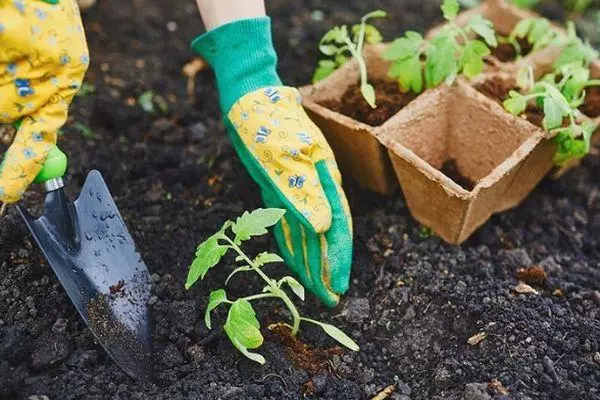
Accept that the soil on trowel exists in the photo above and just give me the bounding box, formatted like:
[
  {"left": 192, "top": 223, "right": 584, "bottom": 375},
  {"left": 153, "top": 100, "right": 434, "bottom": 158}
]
[
  {"left": 580, "top": 86, "right": 600, "bottom": 118},
  {"left": 490, "top": 38, "right": 533, "bottom": 63},
  {"left": 320, "top": 79, "right": 417, "bottom": 126},
  {"left": 440, "top": 159, "right": 476, "bottom": 191}
]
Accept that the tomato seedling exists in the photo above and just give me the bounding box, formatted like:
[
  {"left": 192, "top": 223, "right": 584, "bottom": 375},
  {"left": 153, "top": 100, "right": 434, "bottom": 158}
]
[
  {"left": 186, "top": 208, "right": 359, "bottom": 365},
  {"left": 504, "top": 66, "right": 598, "bottom": 165},
  {"left": 313, "top": 10, "right": 387, "bottom": 108},
  {"left": 383, "top": 0, "right": 497, "bottom": 94}
]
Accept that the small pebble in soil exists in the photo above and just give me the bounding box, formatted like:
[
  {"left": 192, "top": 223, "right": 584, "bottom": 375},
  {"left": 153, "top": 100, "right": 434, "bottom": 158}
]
[
  {"left": 497, "top": 248, "right": 532, "bottom": 269},
  {"left": 463, "top": 382, "right": 492, "bottom": 400}
]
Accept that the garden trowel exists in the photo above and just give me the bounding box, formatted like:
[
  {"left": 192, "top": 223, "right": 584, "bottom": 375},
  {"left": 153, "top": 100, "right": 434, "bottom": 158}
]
[{"left": 17, "top": 146, "right": 153, "bottom": 380}]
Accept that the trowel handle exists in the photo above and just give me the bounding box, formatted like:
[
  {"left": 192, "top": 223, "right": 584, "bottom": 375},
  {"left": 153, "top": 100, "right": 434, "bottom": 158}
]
[{"left": 34, "top": 145, "right": 68, "bottom": 185}]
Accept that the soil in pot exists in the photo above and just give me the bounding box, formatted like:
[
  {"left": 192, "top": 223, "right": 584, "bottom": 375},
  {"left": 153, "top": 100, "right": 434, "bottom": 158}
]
[
  {"left": 580, "top": 86, "right": 600, "bottom": 118},
  {"left": 440, "top": 159, "right": 476, "bottom": 191},
  {"left": 320, "top": 79, "right": 417, "bottom": 126},
  {"left": 474, "top": 77, "right": 546, "bottom": 128},
  {"left": 489, "top": 38, "right": 533, "bottom": 63}
]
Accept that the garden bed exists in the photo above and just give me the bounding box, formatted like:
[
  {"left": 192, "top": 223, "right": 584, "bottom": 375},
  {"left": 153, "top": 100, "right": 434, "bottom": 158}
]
[{"left": 1, "top": 0, "right": 600, "bottom": 399}]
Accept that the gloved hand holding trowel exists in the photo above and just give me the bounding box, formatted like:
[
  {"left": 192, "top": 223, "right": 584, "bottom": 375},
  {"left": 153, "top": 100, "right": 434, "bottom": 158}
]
[{"left": 0, "top": 0, "right": 89, "bottom": 209}]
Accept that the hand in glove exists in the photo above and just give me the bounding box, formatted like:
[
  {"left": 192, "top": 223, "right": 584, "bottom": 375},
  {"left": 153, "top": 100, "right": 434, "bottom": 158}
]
[
  {"left": 192, "top": 17, "right": 353, "bottom": 307},
  {"left": 0, "top": 0, "right": 89, "bottom": 205}
]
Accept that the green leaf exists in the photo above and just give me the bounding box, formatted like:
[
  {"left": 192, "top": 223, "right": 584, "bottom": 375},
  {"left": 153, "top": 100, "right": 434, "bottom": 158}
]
[
  {"left": 389, "top": 55, "right": 423, "bottom": 93},
  {"left": 352, "top": 24, "right": 383, "bottom": 44},
  {"left": 319, "top": 43, "right": 342, "bottom": 56},
  {"left": 204, "top": 289, "right": 229, "bottom": 329},
  {"left": 468, "top": 15, "right": 497, "bottom": 47},
  {"left": 511, "top": 18, "right": 534, "bottom": 40},
  {"left": 361, "top": 83, "right": 377, "bottom": 108},
  {"left": 224, "top": 299, "right": 265, "bottom": 364},
  {"left": 459, "top": 40, "right": 491, "bottom": 79},
  {"left": 75, "top": 82, "right": 96, "bottom": 98},
  {"left": 441, "top": 0, "right": 460, "bottom": 21},
  {"left": 313, "top": 60, "right": 337, "bottom": 83},
  {"left": 311, "top": 320, "right": 360, "bottom": 351},
  {"left": 382, "top": 32, "right": 423, "bottom": 61},
  {"left": 232, "top": 208, "right": 286, "bottom": 244},
  {"left": 516, "top": 66, "right": 534, "bottom": 90},
  {"left": 138, "top": 90, "right": 156, "bottom": 114},
  {"left": 72, "top": 122, "right": 95, "bottom": 139},
  {"left": 528, "top": 18, "right": 551, "bottom": 46},
  {"left": 186, "top": 221, "right": 232, "bottom": 289},
  {"left": 511, "top": 0, "right": 540, "bottom": 8},
  {"left": 503, "top": 90, "right": 528, "bottom": 115},
  {"left": 543, "top": 97, "right": 564, "bottom": 130},
  {"left": 425, "top": 35, "right": 458, "bottom": 88},
  {"left": 254, "top": 252, "right": 284, "bottom": 267},
  {"left": 278, "top": 276, "right": 305, "bottom": 300},
  {"left": 320, "top": 26, "right": 349, "bottom": 46}
]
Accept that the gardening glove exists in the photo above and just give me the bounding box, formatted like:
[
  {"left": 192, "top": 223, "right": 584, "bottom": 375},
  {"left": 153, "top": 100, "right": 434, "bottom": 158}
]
[
  {"left": 192, "top": 17, "right": 353, "bottom": 307},
  {"left": 0, "top": 0, "right": 89, "bottom": 204}
]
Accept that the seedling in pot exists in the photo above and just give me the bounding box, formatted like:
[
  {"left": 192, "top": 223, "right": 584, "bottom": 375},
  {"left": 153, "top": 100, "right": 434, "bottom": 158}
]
[
  {"left": 540, "top": 61, "right": 600, "bottom": 108},
  {"left": 503, "top": 66, "right": 598, "bottom": 165},
  {"left": 185, "top": 208, "right": 359, "bottom": 365},
  {"left": 313, "top": 10, "right": 387, "bottom": 108},
  {"left": 383, "top": 0, "right": 497, "bottom": 94},
  {"left": 503, "top": 17, "right": 558, "bottom": 58}
]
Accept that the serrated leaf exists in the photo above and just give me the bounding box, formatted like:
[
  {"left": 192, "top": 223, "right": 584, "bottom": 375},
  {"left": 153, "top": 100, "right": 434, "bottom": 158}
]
[
  {"left": 313, "top": 59, "right": 337, "bottom": 83},
  {"left": 311, "top": 320, "right": 360, "bottom": 351},
  {"left": 441, "top": 0, "right": 460, "bottom": 21},
  {"left": 224, "top": 299, "right": 265, "bottom": 364},
  {"left": 319, "top": 43, "right": 341, "bottom": 56},
  {"left": 232, "top": 208, "right": 286, "bottom": 244},
  {"left": 468, "top": 15, "right": 497, "bottom": 47},
  {"left": 425, "top": 35, "right": 458, "bottom": 88},
  {"left": 361, "top": 83, "right": 377, "bottom": 108},
  {"left": 254, "top": 252, "right": 284, "bottom": 267},
  {"left": 383, "top": 33, "right": 423, "bottom": 61},
  {"left": 503, "top": 91, "right": 528, "bottom": 115},
  {"left": 279, "top": 276, "right": 305, "bottom": 300},
  {"left": 460, "top": 40, "right": 491, "bottom": 79},
  {"left": 186, "top": 232, "right": 228, "bottom": 289},
  {"left": 389, "top": 55, "right": 423, "bottom": 93},
  {"left": 204, "top": 289, "right": 229, "bottom": 329},
  {"left": 321, "top": 26, "right": 349, "bottom": 45}
]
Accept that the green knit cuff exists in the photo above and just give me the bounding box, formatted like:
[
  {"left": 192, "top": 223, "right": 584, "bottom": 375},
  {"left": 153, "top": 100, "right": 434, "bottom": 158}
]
[{"left": 191, "top": 17, "right": 282, "bottom": 113}]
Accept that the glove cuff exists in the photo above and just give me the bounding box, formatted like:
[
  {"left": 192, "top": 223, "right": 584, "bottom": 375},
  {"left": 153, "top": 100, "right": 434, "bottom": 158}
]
[{"left": 191, "top": 17, "right": 282, "bottom": 114}]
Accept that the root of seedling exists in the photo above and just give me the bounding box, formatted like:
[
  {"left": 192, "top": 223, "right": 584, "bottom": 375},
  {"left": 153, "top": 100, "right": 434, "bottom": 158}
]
[{"left": 267, "top": 323, "right": 343, "bottom": 375}]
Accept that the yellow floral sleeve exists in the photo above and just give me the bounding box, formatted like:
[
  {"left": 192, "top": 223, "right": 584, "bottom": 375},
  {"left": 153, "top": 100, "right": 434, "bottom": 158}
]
[{"left": 0, "top": 0, "right": 89, "bottom": 203}]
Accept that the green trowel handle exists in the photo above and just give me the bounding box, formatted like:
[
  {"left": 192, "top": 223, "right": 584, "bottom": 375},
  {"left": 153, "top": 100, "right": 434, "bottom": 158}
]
[{"left": 34, "top": 146, "right": 68, "bottom": 184}]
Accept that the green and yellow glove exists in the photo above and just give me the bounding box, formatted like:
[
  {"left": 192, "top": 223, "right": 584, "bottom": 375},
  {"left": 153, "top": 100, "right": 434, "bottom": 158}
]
[
  {"left": 191, "top": 17, "right": 353, "bottom": 307},
  {"left": 0, "top": 0, "right": 89, "bottom": 204}
]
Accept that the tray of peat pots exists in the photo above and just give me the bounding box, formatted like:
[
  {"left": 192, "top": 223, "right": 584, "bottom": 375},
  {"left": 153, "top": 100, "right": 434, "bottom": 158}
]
[{"left": 302, "top": 0, "right": 599, "bottom": 245}]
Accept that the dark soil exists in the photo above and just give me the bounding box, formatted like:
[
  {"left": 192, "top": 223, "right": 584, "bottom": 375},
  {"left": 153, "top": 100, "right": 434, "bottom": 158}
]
[
  {"left": 490, "top": 38, "right": 533, "bottom": 63},
  {"left": 440, "top": 159, "right": 476, "bottom": 191},
  {"left": 474, "top": 77, "right": 549, "bottom": 128},
  {"left": 320, "top": 79, "right": 417, "bottom": 127},
  {"left": 580, "top": 86, "right": 600, "bottom": 118},
  {"left": 2, "top": 1, "right": 600, "bottom": 400}
]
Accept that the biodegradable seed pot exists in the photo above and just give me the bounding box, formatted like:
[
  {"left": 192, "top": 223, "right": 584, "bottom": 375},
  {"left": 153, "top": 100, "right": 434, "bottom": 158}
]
[{"left": 303, "top": 0, "right": 599, "bottom": 244}]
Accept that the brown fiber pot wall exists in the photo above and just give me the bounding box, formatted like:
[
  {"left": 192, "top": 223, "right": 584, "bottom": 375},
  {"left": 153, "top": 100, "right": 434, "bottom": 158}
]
[
  {"left": 300, "top": 45, "right": 398, "bottom": 194},
  {"left": 378, "top": 80, "right": 543, "bottom": 244}
]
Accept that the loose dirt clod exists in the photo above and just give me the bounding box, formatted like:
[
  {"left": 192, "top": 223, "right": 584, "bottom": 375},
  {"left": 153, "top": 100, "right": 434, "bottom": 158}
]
[
  {"left": 516, "top": 265, "right": 547, "bottom": 286},
  {"left": 580, "top": 86, "right": 600, "bottom": 118},
  {"left": 468, "top": 332, "right": 487, "bottom": 346},
  {"left": 109, "top": 279, "right": 126, "bottom": 295},
  {"left": 320, "top": 79, "right": 417, "bottom": 126},
  {"left": 488, "top": 378, "right": 509, "bottom": 395},
  {"left": 371, "top": 385, "right": 395, "bottom": 400},
  {"left": 515, "top": 282, "right": 539, "bottom": 295},
  {"left": 268, "top": 323, "right": 343, "bottom": 375}
]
